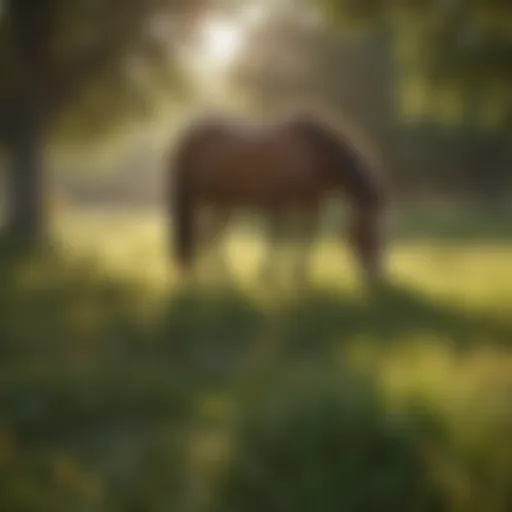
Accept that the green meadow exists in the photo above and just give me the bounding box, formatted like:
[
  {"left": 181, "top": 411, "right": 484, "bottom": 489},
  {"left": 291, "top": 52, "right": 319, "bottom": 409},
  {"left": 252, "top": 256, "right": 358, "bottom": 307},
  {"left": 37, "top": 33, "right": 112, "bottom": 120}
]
[{"left": 1, "top": 208, "right": 511, "bottom": 511}]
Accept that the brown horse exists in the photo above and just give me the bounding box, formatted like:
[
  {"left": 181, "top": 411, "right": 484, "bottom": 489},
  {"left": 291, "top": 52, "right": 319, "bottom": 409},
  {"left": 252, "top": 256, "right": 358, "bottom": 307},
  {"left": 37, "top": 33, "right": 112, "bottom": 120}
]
[{"left": 165, "top": 111, "right": 388, "bottom": 285}]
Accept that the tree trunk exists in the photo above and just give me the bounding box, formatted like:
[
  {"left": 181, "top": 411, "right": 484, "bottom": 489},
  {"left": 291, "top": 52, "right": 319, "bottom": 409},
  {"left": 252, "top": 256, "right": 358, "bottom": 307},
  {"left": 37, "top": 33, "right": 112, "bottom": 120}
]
[
  {"left": 5, "top": 98, "right": 47, "bottom": 244},
  {"left": 3, "top": 0, "right": 54, "bottom": 247}
]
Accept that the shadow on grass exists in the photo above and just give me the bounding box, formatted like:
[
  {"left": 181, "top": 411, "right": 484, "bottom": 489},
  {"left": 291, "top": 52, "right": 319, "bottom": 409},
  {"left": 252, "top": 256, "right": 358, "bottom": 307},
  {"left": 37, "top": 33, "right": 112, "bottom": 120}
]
[
  {"left": 0, "top": 241, "right": 511, "bottom": 511},
  {"left": 379, "top": 207, "right": 512, "bottom": 243},
  {"left": 154, "top": 280, "right": 512, "bottom": 376},
  {"left": 1, "top": 239, "right": 510, "bottom": 374},
  {"left": 274, "top": 283, "right": 512, "bottom": 353},
  {"left": 0, "top": 242, "right": 193, "bottom": 438},
  {"left": 0, "top": 243, "right": 198, "bottom": 511}
]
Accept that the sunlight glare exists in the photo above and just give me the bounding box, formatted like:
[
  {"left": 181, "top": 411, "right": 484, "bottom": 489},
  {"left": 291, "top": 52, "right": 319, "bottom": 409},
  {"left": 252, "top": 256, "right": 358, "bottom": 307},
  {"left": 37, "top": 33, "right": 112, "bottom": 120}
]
[{"left": 200, "top": 17, "right": 244, "bottom": 69}]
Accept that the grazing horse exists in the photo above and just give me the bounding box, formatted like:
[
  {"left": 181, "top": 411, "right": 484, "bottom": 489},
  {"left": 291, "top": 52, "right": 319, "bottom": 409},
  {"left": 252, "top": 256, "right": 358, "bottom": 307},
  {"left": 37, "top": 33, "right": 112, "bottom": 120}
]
[{"left": 165, "top": 111, "right": 388, "bottom": 285}]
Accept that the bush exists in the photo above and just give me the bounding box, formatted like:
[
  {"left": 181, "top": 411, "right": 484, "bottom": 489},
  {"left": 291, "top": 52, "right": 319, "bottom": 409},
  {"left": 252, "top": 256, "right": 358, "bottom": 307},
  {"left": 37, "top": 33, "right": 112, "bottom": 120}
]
[{"left": 210, "top": 365, "right": 443, "bottom": 512}]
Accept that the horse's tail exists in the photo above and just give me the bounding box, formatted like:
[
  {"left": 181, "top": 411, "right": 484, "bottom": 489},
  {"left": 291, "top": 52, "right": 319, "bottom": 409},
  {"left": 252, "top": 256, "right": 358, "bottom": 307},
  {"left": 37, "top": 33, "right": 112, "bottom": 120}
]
[{"left": 168, "top": 139, "right": 196, "bottom": 271}]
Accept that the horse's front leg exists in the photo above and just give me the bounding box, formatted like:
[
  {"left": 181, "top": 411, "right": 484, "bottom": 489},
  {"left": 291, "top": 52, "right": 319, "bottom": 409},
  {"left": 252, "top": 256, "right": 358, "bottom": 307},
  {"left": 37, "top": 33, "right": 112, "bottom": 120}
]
[
  {"left": 259, "top": 210, "right": 287, "bottom": 286},
  {"left": 201, "top": 206, "right": 233, "bottom": 281},
  {"left": 348, "top": 206, "right": 386, "bottom": 289},
  {"left": 292, "top": 207, "right": 318, "bottom": 287}
]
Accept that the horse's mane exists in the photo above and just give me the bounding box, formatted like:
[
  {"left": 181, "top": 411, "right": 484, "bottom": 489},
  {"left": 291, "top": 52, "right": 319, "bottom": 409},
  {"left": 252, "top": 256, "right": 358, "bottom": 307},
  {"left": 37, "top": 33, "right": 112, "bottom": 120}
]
[
  {"left": 284, "top": 107, "right": 387, "bottom": 208},
  {"left": 280, "top": 104, "right": 385, "bottom": 171}
]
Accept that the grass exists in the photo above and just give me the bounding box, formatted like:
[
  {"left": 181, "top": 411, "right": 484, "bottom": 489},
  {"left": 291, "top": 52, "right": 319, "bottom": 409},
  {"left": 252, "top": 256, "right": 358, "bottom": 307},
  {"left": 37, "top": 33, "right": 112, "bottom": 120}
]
[{"left": 0, "top": 208, "right": 511, "bottom": 511}]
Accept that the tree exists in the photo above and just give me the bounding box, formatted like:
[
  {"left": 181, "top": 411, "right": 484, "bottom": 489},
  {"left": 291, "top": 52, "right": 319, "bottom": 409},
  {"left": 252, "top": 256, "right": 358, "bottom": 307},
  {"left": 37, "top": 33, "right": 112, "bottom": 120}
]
[
  {"left": 0, "top": 0, "right": 208, "bottom": 244},
  {"left": 313, "top": 0, "right": 512, "bottom": 204},
  {"left": 319, "top": 0, "right": 512, "bottom": 129}
]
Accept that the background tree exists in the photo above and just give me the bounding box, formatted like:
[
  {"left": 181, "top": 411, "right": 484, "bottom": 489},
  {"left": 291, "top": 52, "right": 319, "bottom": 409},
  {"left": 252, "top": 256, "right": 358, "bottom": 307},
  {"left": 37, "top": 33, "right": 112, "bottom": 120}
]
[
  {"left": 319, "top": 0, "right": 512, "bottom": 128},
  {"left": 0, "top": 0, "right": 208, "bottom": 244}
]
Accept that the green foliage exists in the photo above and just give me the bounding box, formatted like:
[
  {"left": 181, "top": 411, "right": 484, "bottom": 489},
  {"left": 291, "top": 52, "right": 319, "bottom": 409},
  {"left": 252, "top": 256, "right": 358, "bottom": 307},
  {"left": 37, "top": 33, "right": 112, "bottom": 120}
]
[
  {"left": 319, "top": 0, "right": 512, "bottom": 126},
  {"left": 0, "top": 0, "right": 208, "bottom": 143},
  {"left": 211, "top": 366, "right": 434, "bottom": 512}
]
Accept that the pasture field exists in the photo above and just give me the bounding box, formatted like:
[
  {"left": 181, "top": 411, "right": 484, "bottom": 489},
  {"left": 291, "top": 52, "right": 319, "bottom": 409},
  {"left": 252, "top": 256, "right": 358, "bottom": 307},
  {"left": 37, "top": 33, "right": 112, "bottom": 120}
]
[{"left": 1, "top": 208, "right": 512, "bottom": 511}]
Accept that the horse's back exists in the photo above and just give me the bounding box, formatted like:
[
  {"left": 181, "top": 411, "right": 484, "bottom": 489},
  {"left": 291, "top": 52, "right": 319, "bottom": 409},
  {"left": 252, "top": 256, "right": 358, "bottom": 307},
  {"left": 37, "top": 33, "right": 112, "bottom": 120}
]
[
  {"left": 171, "top": 114, "right": 319, "bottom": 205},
  {"left": 169, "top": 111, "right": 386, "bottom": 210}
]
